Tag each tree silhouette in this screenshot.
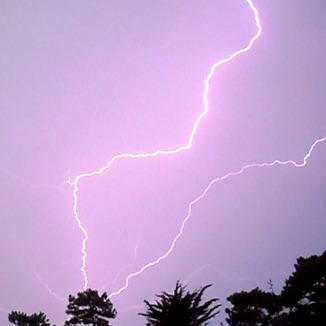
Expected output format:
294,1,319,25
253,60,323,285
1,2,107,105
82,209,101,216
280,251,326,325
225,250,326,326
139,281,220,326
226,288,281,326
8,311,51,326
65,289,117,326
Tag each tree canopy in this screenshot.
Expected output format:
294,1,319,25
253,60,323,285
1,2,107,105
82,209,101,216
8,311,51,326
139,280,220,326
65,289,117,326
226,288,281,325
6,251,325,325
225,250,326,326
280,251,326,325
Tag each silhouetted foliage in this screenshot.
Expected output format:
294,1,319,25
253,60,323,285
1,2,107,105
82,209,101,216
280,250,326,325
8,311,51,326
225,250,326,326
65,288,117,326
226,288,281,325
139,280,220,326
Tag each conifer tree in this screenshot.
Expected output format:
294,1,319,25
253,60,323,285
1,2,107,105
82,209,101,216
65,289,116,326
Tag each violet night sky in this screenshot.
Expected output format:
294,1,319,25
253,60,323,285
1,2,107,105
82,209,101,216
1,1,326,325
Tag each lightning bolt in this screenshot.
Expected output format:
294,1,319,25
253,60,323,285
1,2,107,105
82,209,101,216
107,137,326,298
67,0,325,297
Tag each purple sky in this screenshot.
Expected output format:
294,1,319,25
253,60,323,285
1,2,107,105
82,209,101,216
1,0,326,325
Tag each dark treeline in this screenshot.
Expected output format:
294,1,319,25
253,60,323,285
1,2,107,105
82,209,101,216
8,250,326,325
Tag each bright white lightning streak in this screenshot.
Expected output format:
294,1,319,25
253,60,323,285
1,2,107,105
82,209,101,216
69,0,325,296
108,137,326,298
70,0,261,291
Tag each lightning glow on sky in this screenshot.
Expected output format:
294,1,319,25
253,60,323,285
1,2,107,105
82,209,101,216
66,0,326,299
